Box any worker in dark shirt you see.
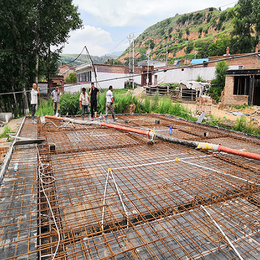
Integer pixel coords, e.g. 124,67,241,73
89,82,100,119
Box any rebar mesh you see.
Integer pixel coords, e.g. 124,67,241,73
0,114,260,260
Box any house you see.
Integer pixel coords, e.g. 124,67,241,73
220,45,260,106
75,63,142,89
150,47,260,105
221,68,260,106
58,64,76,81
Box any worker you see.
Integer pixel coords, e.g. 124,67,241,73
30,83,40,124
89,82,100,119
105,85,117,122
51,86,60,116
79,87,91,120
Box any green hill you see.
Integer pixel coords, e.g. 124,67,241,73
119,7,233,64
59,54,118,67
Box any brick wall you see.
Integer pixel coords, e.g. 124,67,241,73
222,76,248,106
209,53,260,69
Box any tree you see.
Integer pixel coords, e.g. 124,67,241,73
208,61,229,102
150,40,155,50
208,35,230,56
65,72,77,83
195,41,212,58
0,0,82,114
185,41,193,54
229,0,259,54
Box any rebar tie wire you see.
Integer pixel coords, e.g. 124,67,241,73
101,167,129,230
37,147,61,260
201,205,244,260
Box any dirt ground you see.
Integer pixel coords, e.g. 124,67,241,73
133,87,260,125
0,117,24,135
181,101,260,126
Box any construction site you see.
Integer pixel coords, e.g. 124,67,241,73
0,113,260,260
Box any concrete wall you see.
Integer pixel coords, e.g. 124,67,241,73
38,83,48,95
154,65,240,85
97,72,142,89
64,83,87,94
0,113,12,123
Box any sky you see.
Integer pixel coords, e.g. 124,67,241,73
61,0,237,57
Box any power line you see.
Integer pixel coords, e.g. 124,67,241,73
63,52,260,87
220,1,238,8
0,51,258,97
106,37,129,55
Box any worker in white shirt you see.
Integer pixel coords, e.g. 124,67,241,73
105,85,117,122
30,83,40,124
79,87,91,120
51,86,60,116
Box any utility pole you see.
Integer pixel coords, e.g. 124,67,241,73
166,45,168,65
132,35,135,89
147,54,149,86
144,50,151,86
127,33,135,89
127,35,131,75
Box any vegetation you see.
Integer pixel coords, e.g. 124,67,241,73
0,0,82,116
208,61,229,102
35,91,260,137
229,0,260,54
35,90,195,121
0,126,11,139
65,73,77,83
119,1,260,64
35,98,55,117
233,116,260,136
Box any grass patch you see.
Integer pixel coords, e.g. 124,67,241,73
233,116,260,136
141,96,196,121
0,126,11,138
35,98,54,116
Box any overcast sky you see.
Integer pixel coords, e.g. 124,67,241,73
61,0,237,57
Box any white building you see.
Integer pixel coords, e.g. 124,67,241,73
75,63,142,90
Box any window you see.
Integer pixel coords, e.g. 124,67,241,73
233,76,249,95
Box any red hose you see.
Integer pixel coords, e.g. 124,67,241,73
45,115,64,120
101,122,151,137
218,144,260,161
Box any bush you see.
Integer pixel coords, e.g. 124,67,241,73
35,98,54,116
60,92,81,115
65,72,77,83
208,61,229,103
